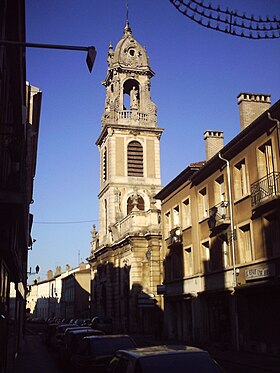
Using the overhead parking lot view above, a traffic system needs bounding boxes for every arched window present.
[103,147,107,182]
[127,141,143,177]
[104,199,108,233]
[127,195,145,215]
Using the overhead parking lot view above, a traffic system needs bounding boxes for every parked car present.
[82,318,92,326]
[53,323,81,349]
[58,328,105,364]
[71,335,136,371]
[44,322,59,347]
[90,316,113,334]
[107,345,224,373]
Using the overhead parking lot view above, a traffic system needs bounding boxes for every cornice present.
[96,123,164,146]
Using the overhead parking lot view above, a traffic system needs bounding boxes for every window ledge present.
[233,194,250,204]
[198,216,209,224]
[182,224,192,232]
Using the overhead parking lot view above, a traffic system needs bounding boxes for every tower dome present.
[108,21,153,75]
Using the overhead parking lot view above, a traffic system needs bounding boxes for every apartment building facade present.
[26,263,91,321]
[0,1,42,370]
[156,93,280,355]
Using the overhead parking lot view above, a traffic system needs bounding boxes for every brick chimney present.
[204,130,224,161]
[237,93,271,131]
[47,270,53,280]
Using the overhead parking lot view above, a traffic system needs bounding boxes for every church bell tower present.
[96,21,163,247]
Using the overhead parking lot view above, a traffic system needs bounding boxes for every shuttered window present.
[127,141,143,177]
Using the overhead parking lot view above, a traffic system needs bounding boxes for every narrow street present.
[7,322,280,373]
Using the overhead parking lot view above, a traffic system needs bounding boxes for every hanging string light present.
[169,0,280,39]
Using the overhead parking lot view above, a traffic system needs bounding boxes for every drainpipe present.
[218,153,237,287]
[218,152,239,352]
[267,112,280,156]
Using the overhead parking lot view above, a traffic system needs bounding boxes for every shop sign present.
[245,265,275,281]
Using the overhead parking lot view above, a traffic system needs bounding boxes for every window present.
[234,159,248,200]
[127,141,143,177]
[168,246,183,280]
[198,187,208,221]
[182,198,191,228]
[173,205,180,227]
[210,237,225,271]
[257,140,275,178]
[214,175,226,204]
[164,211,171,238]
[104,199,108,233]
[238,223,253,263]
[184,246,193,275]
[222,240,229,268]
[263,213,280,257]
[201,240,210,272]
[103,147,107,182]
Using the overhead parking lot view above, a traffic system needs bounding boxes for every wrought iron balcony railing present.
[251,172,280,208]
[167,227,182,247]
[208,201,230,230]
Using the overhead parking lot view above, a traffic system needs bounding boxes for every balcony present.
[251,172,280,210]
[110,208,161,242]
[167,227,182,247]
[117,110,148,121]
[208,201,230,234]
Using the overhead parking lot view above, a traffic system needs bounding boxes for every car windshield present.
[138,353,222,373]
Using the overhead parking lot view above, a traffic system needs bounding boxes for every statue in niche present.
[149,188,157,207]
[91,224,97,238]
[130,86,138,109]
[115,189,122,219]
[105,94,110,111]
[90,224,99,253]
[131,193,140,211]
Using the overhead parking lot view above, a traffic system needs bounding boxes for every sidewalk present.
[208,346,280,373]
[7,334,62,373]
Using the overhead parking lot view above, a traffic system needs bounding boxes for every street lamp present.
[0,40,97,73]
[27,265,40,276]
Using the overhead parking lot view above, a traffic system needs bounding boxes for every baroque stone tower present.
[88,22,163,334]
[96,21,163,245]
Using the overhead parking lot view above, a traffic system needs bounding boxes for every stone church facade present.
[87,22,164,334]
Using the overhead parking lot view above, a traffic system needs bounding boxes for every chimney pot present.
[204,130,224,161]
[237,92,271,131]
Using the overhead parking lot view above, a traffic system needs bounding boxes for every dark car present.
[107,345,224,373]
[71,334,136,371]
[44,322,59,347]
[53,323,81,349]
[58,328,105,364]
[91,316,113,334]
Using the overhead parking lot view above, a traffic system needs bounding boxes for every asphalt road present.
[7,322,280,373]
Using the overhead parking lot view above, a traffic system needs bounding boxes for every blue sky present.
[26,0,280,281]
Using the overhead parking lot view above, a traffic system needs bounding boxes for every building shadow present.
[90,262,164,338]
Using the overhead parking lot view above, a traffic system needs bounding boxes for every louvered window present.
[127,141,143,177]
